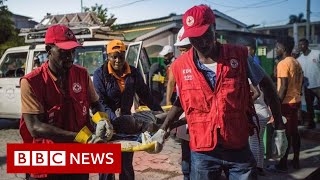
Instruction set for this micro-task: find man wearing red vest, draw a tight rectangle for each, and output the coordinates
[20,24,112,180]
[152,5,288,179]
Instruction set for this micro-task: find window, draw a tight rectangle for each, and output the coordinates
[126,44,140,67]
[0,52,28,78]
[75,46,105,75]
[33,51,47,70]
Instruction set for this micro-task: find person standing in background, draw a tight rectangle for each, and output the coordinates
[297,38,320,129]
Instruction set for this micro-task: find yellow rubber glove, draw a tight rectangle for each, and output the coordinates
[74,126,104,144]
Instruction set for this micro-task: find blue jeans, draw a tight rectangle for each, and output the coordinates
[99,152,134,180]
[181,139,191,180]
[190,143,257,180]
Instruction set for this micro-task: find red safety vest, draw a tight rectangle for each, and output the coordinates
[19,62,92,178]
[172,44,254,151]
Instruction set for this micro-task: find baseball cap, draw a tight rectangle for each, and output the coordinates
[180,5,215,40]
[174,27,190,47]
[45,24,81,50]
[159,45,173,56]
[107,40,126,54]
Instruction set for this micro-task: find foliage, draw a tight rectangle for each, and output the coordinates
[0,1,25,57]
[84,3,115,25]
[288,13,307,24]
[0,3,14,44]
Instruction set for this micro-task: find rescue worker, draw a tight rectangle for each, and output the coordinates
[20,24,112,180]
[151,5,288,179]
[166,27,192,180]
[93,39,163,180]
[149,45,175,105]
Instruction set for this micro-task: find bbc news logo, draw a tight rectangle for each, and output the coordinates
[7,144,121,173]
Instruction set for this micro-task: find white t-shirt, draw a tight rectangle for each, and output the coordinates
[297,50,320,89]
[248,79,271,120]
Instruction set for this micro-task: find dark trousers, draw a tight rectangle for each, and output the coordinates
[99,152,134,180]
[181,139,191,180]
[304,87,320,126]
[190,144,257,180]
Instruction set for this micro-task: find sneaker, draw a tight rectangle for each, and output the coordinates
[266,165,288,173]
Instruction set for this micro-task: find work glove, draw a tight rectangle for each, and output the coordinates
[74,126,105,144]
[151,129,166,144]
[96,119,114,141]
[92,112,114,141]
[143,131,163,154]
[273,129,288,158]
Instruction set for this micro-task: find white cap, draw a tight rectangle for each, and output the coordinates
[174,27,190,47]
[159,45,173,56]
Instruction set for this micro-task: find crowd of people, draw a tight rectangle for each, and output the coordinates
[19,4,320,180]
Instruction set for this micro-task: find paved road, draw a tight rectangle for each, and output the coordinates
[1,127,320,180]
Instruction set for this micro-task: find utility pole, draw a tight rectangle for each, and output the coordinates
[81,0,83,12]
[306,0,311,41]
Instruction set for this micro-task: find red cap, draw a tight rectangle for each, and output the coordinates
[180,5,215,40]
[45,24,81,50]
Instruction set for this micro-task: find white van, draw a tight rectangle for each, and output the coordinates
[0,41,150,120]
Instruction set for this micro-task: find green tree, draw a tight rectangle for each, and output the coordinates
[84,3,115,25]
[0,1,15,44]
[288,13,307,24]
[0,0,25,56]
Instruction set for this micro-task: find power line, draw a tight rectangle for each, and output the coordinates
[224,0,288,13]
[108,0,152,10]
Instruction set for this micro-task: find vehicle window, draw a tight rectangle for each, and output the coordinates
[75,46,105,75]
[140,48,150,73]
[126,44,140,67]
[33,51,47,70]
[0,52,28,78]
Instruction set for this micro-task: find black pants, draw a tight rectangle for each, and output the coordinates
[304,87,320,124]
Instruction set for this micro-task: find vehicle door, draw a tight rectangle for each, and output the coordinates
[125,41,151,83]
[125,41,153,112]
[0,50,29,119]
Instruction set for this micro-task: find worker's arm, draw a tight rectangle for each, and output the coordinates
[247,56,285,130]
[166,68,176,105]
[277,77,288,103]
[23,113,77,142]
[160,97,184,131]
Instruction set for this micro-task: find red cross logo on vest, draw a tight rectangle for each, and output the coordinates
[72,83,82,93]
[230,59,239,68]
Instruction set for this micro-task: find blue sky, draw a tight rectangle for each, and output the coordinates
[5,0,320,27]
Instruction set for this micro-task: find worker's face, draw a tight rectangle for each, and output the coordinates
[48,45,75,71]
[189,27,215,58]
[178,44,192,55]
[108,51,126,71]
[275,42,285,58]
[298,41,308,53]
[163,52,174,65]
[247,46,255,57]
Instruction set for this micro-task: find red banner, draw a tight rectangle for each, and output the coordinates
[7,143,121,174]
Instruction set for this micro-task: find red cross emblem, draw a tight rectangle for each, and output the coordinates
[186,16,194,26]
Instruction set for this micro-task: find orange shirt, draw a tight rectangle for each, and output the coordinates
[277,56,303,104]
[107,61,131,93]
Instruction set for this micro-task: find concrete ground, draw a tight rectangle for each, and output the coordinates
[1,122,320,180]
